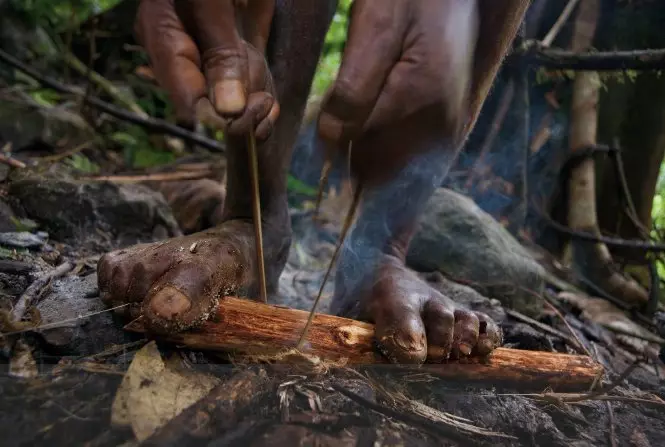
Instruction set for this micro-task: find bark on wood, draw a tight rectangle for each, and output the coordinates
[125,297,604,392]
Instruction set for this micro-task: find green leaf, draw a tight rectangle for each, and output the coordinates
[287,175,318,197]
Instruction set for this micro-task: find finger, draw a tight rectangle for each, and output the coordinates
[423,299,455,362]
[225,92,274,136]
[176,0,249,116]
[135,0,207,126]
[317,0,408,146]
[237,0,275,53]
[255,101,279,141]
[372,301,427,364]
[474,312,503,357]
[451,309,480,358]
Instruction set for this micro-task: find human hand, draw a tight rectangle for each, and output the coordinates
[317,0,479,185]
[135,0,278,139]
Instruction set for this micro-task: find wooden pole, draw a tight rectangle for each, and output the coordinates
[125,297,603,391]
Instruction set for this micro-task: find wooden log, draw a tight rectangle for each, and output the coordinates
[125,297,604,391]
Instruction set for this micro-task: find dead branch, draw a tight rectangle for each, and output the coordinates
[504,308,587,354]
[0,48,225,153]
[0,153,26,169]
[140,369,271,447]
[10,262,73,322]
[520,46,665,71]
[125,297,604,391]
[80,170,215,183]
[541,0,581,47]
[332,383,512,443]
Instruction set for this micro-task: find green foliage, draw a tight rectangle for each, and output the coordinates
[66,153,100,173]
[10,0,123,31]
[110,128,175,169]
[310,0,351,98]
[287,174,318,197]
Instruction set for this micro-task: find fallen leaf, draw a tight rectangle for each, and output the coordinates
[111,341,219,441]
[9,340,38,379]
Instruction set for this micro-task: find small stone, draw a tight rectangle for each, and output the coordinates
[0,231,46,248]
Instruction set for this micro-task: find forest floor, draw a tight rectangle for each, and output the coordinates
[1,155,665,447]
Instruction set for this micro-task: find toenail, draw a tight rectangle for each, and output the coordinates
[458,343,472,356]
[385,331,426,353]
[149,286,192,319]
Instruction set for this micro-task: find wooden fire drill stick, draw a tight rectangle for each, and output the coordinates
[247,128,268,304]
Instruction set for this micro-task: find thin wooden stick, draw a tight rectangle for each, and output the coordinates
[125,297,604,391]
[10,262,74,322]
[541,0,581,47]
[247,128,268,304]
[297,181,362,349]
[80,170,214,183]
[0,153,26,169]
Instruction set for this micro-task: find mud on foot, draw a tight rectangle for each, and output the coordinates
[333,255,503,364]
[97,220,283,334]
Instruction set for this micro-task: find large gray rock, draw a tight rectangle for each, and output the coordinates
[407,188,545,316]
[9,173,181,248]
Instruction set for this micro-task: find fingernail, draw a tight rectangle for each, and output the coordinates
[458,343,472,356]
[214,80,246,115]
[149,286,192,320]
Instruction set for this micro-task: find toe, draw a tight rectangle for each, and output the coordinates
[474,312,502,357]
[423,299,455,362]
[373,302,427,364]
[142,258,239,333]
[452,309,480,358]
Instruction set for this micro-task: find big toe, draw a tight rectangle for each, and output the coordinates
[141,259,240,334]
[373,304,428,364]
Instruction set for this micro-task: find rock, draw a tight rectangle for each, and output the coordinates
[9,173,181,247]
[502,323,555,352]
[0,96,94,153]
[407,188,545,317]
[0,200,19,232]
[0,231,47,249]
[35,273,131,355]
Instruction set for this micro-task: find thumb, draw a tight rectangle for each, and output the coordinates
[176,0,249,117]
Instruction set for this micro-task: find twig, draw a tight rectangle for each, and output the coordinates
[519,46,665,71]
[331,383,513,442]
[0,48,225,153]
[247,128,267,304]
[37,141,91,163]
[543,299,593,358]
[63,50,148,117]
[3,303,129,336]
[504,308,587,354]
[10,262,74,322]
[534,200,665,251]
[80,170,214,183]
[0,153,26,169]
[541,0,581,47]
[465,81,515,190]
[297,181,363,350]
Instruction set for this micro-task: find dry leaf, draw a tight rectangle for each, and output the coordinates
[9,340,38,379]
[111,341,219,441]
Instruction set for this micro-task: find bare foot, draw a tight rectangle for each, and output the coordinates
[332,254,502,364]
[97,220,287,334]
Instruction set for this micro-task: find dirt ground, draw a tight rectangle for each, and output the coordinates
[1,168,665,447]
